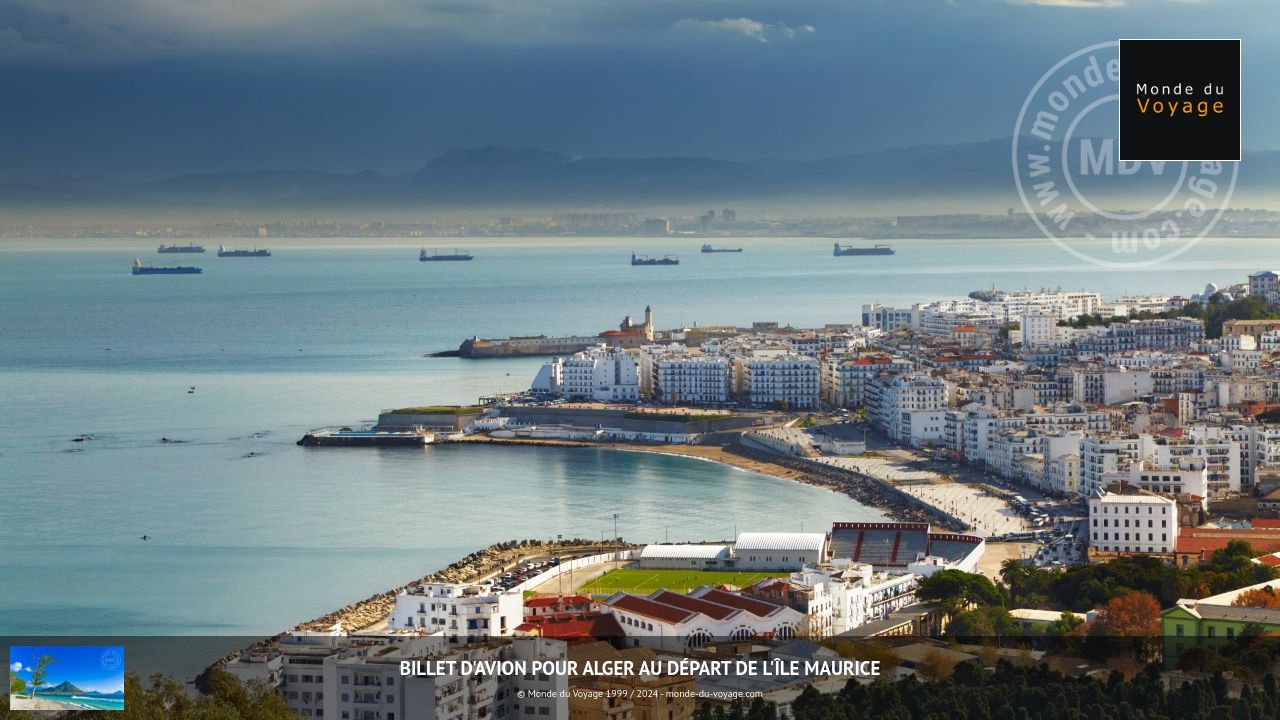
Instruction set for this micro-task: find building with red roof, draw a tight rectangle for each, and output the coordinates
[599,588,804,652]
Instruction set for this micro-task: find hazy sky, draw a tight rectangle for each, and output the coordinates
[0,0,1274,180]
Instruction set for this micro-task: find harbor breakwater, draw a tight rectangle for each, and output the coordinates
[202,538,634,686]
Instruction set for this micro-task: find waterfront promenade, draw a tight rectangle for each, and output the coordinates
[816,453,1029,538]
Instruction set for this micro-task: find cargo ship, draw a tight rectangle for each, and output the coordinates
[631,253,679,266]
[420,248,473,261]
[832,242,894,256]
[132,259,202,275]
[157,244,205,253]
[218,245,271,257]
[701,244,743,253]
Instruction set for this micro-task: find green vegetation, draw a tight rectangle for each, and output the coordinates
[8,675,24,695]
[621,411,726,423]
[390,405,484,415]
[1002,541,1279,612]
[579,568,787,595]
[1056,294,1280,339]
[1179,295,1280,339]
[696,662,1280,720]
[916,569,1005,614]
[28,653,53,701]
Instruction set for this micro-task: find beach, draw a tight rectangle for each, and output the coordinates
[9,695,94,711]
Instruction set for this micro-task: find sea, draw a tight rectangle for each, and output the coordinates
[53,696,126,711]
[0,234,1272,638]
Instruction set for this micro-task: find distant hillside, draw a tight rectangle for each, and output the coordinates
[2,139,1278,211]
[39,681,87,695]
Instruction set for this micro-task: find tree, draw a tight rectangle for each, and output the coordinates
[1233,586,1280,609]
[9,675,25,695]
[1097,591,1162,661]
[1049,611,1085,636]
[916,569,1006,614]
[29,654,55,700]
[947,606,1021,640]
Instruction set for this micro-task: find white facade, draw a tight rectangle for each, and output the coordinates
[820,355,914,408]
[534,344,640,402]
[638,544,731,569]
[1088,492,1178,555]
[868,372,949,443]
[227,635,567,720]
[1020,311,1060,348]
[1249,270,1280,302]
[1071,367,1154,405]
[738,354,820,410]
[389,583,524,644]
[733,532,828,571]
[1080,436,1141,496]
[649,351,732,405]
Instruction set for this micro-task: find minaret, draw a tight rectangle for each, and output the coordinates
[644,305,654,340]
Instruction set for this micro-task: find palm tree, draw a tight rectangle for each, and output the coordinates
[29,654,55,701]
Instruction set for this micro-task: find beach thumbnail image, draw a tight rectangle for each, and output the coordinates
[8,646,125,711]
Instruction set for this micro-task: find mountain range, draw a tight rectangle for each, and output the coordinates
[3,139,1278,212]
[37,681,86,695]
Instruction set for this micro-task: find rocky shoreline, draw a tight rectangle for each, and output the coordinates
[722,443,967,531]
[201,538,632,688]
[293,537,629,633]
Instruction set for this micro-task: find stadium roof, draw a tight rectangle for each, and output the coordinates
[639,544,730,560]
[734,532,827,552]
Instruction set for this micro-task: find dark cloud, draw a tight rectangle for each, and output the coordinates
[0,0,1272,179]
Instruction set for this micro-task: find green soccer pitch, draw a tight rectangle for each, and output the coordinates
[578,568,788,596]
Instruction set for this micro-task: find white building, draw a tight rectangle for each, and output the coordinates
[1088,491,1178,555]
[820,354,914,408]
[533,344,639,402]
[737,354,820,410]
[645,348,732,405]
[733,532,829,571]
[389,583,524,644]
[1249,270,1280,303]
[227,634,567,720]
[868,372,949,444]
[1071,366,1154,405]
[1079,436,1141,496]
[638,544,731,570]
[1020,311,1061,348]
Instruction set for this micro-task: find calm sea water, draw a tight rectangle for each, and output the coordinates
[0,235,1271,636]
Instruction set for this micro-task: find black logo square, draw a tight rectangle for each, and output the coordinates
[1119,39,1240,161]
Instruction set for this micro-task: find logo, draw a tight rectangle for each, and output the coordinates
[100,648,122,671]
[1012,41,1238,268]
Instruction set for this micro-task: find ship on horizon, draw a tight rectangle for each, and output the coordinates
[157,243,205,253]
[420,248,474,261]
[218,244,271,257]
[701,244,743,253]
[132,258,202,275]
[631,253,679,266]
[832,241,894,256]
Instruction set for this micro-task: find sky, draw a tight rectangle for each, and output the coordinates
[9,645,125,694]
[0,0,1275,181]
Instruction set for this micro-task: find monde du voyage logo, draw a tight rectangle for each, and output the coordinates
[1012,40,1241,268]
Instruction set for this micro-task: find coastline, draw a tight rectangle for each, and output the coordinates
[452,435,964,529]
[8,695,95,711]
